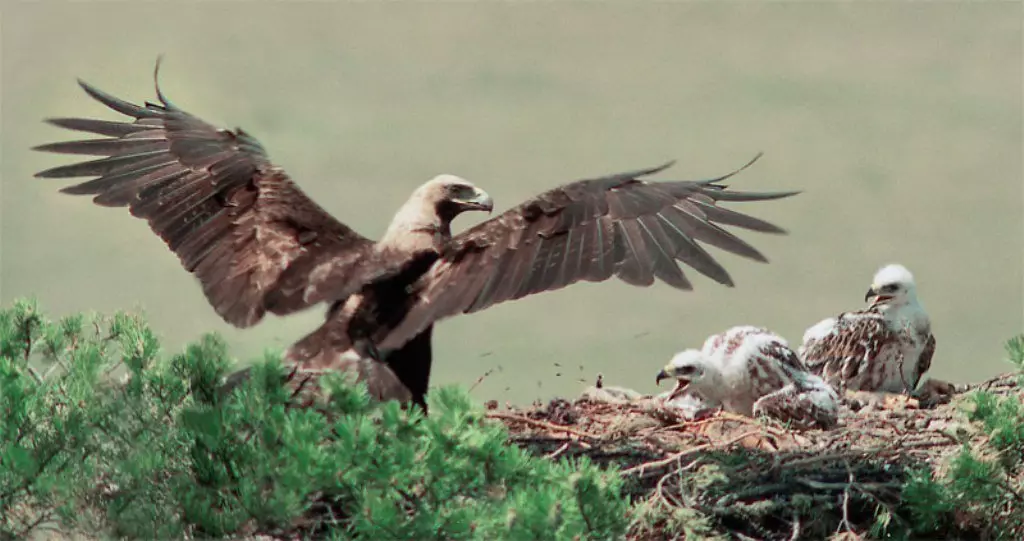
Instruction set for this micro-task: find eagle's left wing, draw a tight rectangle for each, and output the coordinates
[33,61,378,328]
[377,156,799,350]
[913,333,937,388]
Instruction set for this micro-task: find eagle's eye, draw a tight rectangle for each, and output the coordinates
[881,284,900,293]
[447,184,474,200]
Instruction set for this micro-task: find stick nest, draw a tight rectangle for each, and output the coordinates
[487,374,1024,540]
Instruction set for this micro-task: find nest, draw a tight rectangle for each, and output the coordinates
[486,374,1024,540]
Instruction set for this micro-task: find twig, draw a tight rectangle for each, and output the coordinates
[797,478,901,491]
[545,442,571,459]
[651,409,790,441]
[468,367,498,394]
[836,461,855,535]
[619,430,761,477]
[486,412,602,440]
[24,366,44,384]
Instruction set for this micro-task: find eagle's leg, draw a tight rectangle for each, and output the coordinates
[379,325,435,412]
[752,384,840,430]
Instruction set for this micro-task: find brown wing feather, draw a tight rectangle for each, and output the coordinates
[378,156,800,350]
[914,333,937,386]
[759,338,808,375]
[34,64,375,327]
[800,310,899,389]
[752,387,839,430]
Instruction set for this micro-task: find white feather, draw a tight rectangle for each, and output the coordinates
[663,326,839,426]
[801,317,839,346]
[872,263,915,289]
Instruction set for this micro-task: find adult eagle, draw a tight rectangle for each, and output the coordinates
[34,62,800,410]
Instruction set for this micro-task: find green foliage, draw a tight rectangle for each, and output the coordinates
[1006,334,1024,375]
[3,298,1022,541]
[0,299,629,540]
[964,390,1024,464]
[897,334,1024,539]
[900,467,955,532]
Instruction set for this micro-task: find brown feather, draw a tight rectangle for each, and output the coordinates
[801,309,901,391]
[38,67,802,411]
[914,333,937,385]
[377,159,799,351]
[35,76,375,328]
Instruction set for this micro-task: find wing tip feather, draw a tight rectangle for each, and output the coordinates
[645,159,677,177]
[31,142,58,154]
[153,54,173,108]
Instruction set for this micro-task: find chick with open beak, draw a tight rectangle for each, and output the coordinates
[655,326,841,429]
[863,263,917,309]
[655,350,706,401]
[864,283,894,305]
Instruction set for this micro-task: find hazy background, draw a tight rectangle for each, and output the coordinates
[2,2,1021,406]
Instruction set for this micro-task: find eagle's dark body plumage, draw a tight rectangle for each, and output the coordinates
[34,62,801,411]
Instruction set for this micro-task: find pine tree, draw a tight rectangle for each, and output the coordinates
[0,298,629,540]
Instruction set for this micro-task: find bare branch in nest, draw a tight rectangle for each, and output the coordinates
[620,430,762,477]
[484,412,602,440]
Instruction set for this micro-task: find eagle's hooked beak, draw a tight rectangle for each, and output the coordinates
[656,365,690,388]
[865,285,892,306]
[656,368,672,385]
[657,365,693,401]
[461,188,494,213]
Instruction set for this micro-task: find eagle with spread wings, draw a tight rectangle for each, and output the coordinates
[34,61,801,410]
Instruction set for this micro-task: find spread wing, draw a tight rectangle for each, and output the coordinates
[33,62,377,328]
[799,310,900,389]
[378,156,799,350]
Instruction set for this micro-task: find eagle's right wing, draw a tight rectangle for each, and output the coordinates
[34,62,377,328]
[378,155,800,351]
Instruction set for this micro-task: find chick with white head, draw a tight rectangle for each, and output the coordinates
[799,263,936,395]
[656,326,839,430]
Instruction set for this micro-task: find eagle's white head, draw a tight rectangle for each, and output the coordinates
[381,174,494,250]
[865,263,920,312]
[655,349,720,400]
[417,174,493,207]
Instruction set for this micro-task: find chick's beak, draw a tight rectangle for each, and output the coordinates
[655,368,671,385]
[463,188,494,213]
[865,285,893,306]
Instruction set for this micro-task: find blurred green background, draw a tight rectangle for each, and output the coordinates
[2,2,1021,406]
